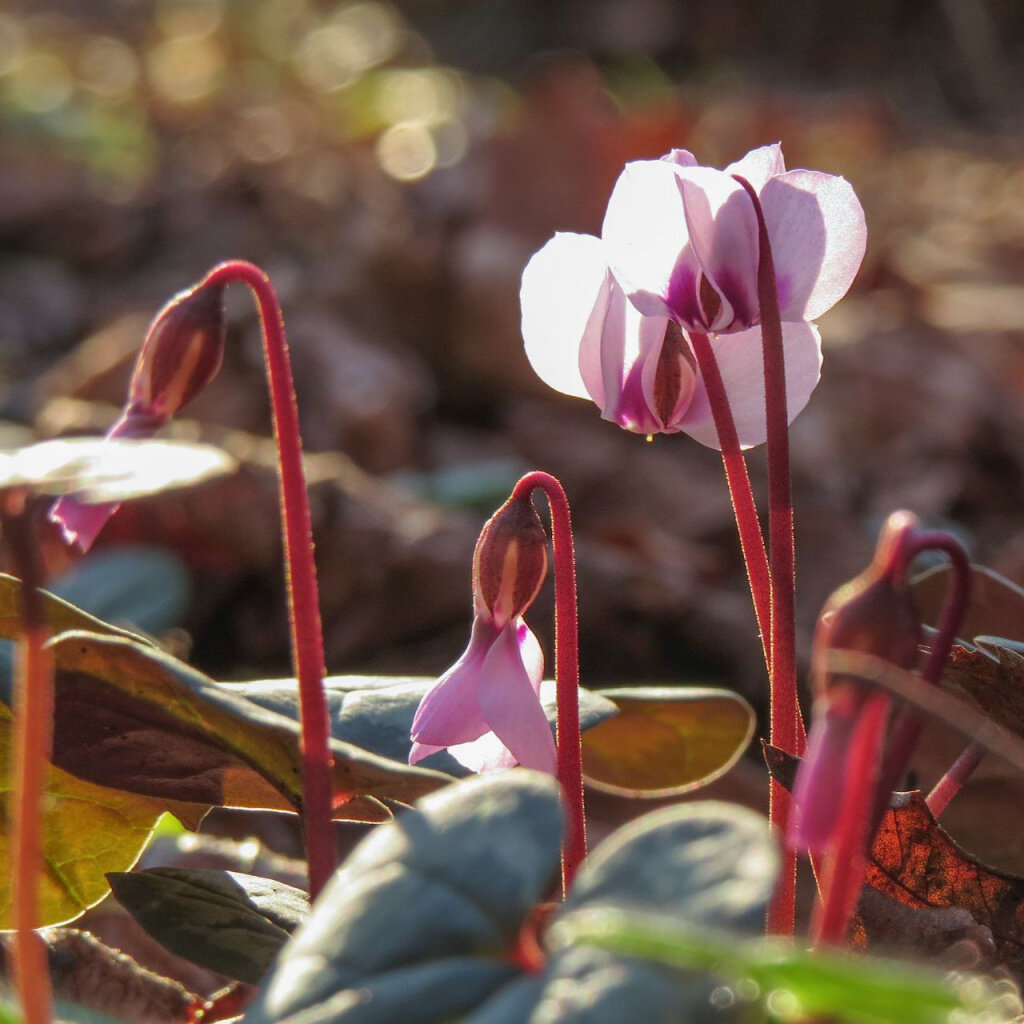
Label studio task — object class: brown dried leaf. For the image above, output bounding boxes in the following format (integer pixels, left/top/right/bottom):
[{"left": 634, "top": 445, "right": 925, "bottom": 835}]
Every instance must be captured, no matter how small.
[{"left": 0, "top": 928, "right": 198, "bottom": 1024}]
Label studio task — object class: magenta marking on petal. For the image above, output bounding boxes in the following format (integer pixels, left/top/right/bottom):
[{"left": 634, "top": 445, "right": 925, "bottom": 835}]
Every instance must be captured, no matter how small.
[
  {"left": 714, "top": 266, "right": 755, "bottom": 331},
  {"left": 774, "top": 272, "right": 793, "bottom": 313},
  {"left": 666, "top": 263, "right": 704, "bottom": 330},
  {"left": 610, "top": 360, "right": 661, "bottom": 435}
]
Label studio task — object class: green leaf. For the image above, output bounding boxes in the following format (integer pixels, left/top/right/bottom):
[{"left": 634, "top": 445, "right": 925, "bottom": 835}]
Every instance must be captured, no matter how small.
[
  {"left": 581, "top": 687, "right": 754, "bottom": 797},
  {"left": 47, "top": 631, "right": 447, "bottom": 823},
  {"left": 0, "top": 704, "right": 162, "bottom": 928},
  {"left": 232, "top": 676, "right": 618, "bottom": 778},
  {"left": 563, "top": 801, "right": 778, "bottom": 934},
  {"left": 552, "top": 908, "right": 997, "bottom": 1024},
  {"left": 108, "top": 868, "right": 310, "bottom": 984},
  {"left": 242, "top": 772, "right": 564, "bottom": 1023},
  {"left": 0, "top": 574, "right": 147, "bottom": 647}
]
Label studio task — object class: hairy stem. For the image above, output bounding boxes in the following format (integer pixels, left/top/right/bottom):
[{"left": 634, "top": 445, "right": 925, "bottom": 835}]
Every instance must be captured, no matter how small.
[
  {"left": 3, "top": 492, "right": 55, "bottom": 1024},
  {"left": 203, "top": 261, "right": 335, "bottom": 898},
  {"left": 512, "top": 471, "right": 585, "bottom": 892}
]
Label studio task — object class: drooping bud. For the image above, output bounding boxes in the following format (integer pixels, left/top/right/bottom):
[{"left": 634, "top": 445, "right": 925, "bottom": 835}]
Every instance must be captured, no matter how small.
[
  {"left": 793, "top": 511, "right": 923, "bottom": 853},
  {"left": 126, "top": 279, "right": 227, "bottom": 423},
  {"left": 811, "top": 510, "right": 923, "bottom": 706},
  {"left": 472, "top": 491, "right": 549, "bottom": 628}
]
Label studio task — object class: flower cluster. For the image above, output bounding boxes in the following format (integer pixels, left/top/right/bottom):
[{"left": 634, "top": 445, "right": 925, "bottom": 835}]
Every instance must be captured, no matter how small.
[{"left": 520, "top": 144, "right": 866, "bottom": 447}]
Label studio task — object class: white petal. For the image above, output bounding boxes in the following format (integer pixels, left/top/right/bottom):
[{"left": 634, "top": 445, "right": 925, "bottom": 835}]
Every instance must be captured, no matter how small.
[
  {"left": 761, "top": 170, "right": 867, "bottom": 321},
  {"left": 602, "top": 159, "right": 693, "bottom": 319},
  {"left": 725, "top": 143, "right": 786, "bottom": 190},
  {"left": 681, "top": 322, "right": 822, "bottom": 450},
  {"left": 521, "top": 232, "right": 609, "bottom": 400}
]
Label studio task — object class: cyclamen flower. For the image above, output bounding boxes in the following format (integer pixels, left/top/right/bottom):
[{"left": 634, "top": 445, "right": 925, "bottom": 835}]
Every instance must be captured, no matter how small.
[
  {"left": 410, "top": 491, "right": 557, "bottom": 774},
  {"left": 521, "top": 144, "right": 866, "bottom": 447},
  {"left": 50, "top": 280, "right": 226, "bottom": 550}
]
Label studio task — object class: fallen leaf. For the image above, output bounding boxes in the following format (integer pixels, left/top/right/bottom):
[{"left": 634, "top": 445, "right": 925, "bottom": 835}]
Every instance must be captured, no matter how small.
[{"left": 765, "top": 744, "right": 1024, "bottom": 981}]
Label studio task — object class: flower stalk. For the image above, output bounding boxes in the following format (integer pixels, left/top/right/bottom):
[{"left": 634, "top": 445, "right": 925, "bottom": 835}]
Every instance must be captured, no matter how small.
[
  {"left": 511, "top": 471, "right": 585, "bottom": 892},
  {"left": 3, "top": 491, "right": 55, "bottom": 1024},
  {"left": 201, "top": 261, "right": 335, "bottom": 898},
  {"left": 734, "top": 174, "right": 803, "bottom": 935}
]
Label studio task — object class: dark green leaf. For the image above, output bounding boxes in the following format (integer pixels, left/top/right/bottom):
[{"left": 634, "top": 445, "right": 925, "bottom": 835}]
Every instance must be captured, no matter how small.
[
  {"left": 563, "top": 801, "right": 778, "bottom": 934},
  {"left": 242, "top": 772, "right": 563, "bottom": 1023},
  {"left": 233, "top": 676, "right": 617, "bottom": 777},
  {"left": 108, "top": 868, "right": 308, "bottom": 984}
]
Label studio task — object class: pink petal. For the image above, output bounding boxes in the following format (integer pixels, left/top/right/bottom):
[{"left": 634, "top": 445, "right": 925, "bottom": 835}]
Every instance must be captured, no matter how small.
[
  {"left": 447, "top": 733, "right": 519, "bottom": 773},
  {"left": 409, "top": 616, "right": 494, "bottom": 749},
  {"left": 789, "top": 706, "right": 856, "bottom": 853},
  {"left": 578, "top": 277, "right": 682, "bottom": 434},
  {"left": 478, "top": 620, "right": 556, "bottom": 774},
  {"left": 521, "top": 232, "right": 611, "bottom": 402},
  {"left": 47, "top": 409, "right": 164, "bottom": 553},
  {"left": 677, "top": 167, "right": 760, "bottom": 332},
  {"left": 680, "top": 321, "right": 822, "bottom": 450},
  {"left": 724, "top": 143, "right": 786, "bottom": 190},
  {"left": 409, "top": 741, "right": 446, "bottom": 765},
  {"left": 602, "top": 159, "right": 697, "bottom": 320},
  {"left": 760, "top": 170, "right": 866, "bottom": 321}
]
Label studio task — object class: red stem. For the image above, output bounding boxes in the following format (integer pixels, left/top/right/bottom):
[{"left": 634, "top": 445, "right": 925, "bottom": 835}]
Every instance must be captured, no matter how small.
[
  {"left": 876, "top": 532, "right": 971, "bottom": 815},
  {"left": 688, "top": 329, "right": 798, "bottom": 931},
  {"left": 202, "top": 261, "right": 335, "bottom": 899},
  {"left": 3, "top": 492, "right": 55, "bottom": 1024},
  {"left": 686, "top": 333, "right": 771, "bottom": 666},
  {"left": 735, "top": 175, "right": 803, "bottom": 935},
  {"left": 812, "top": 692, "right": 890, "bottom": 947},
  {"left": 511, "top": 471, "right": 585, "bottom": 893},
  {"left": 926, "top": 740, "right": 984, "bottom": 818}
]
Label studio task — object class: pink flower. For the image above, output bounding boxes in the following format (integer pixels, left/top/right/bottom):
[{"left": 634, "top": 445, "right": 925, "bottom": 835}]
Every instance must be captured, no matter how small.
[
  {"left": 50, "top": 280, "right": 226, "bottom": 550},
  {"left": 409, "top": 489, "right": 557, "bottom": 774},
  {"left": 520, "top": 143, "right": 866, "bottom": 447},
  {"left": 409, "top": 613, "right": 556, "bottom": 773}
]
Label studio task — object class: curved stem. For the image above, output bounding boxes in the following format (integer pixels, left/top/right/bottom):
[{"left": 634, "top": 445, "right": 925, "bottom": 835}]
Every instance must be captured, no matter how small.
[
  {"left": 876, "top": 532, "right": 971, "bottom": 816},
  {"left": 3, "top": 491, "right": 55, "bottom": 1024},
  {"left": 202, "top": 261, "right": 335, "bottom": 899},
  {"left": 512, "top": 471, "right": 585, "bottom": 893}
]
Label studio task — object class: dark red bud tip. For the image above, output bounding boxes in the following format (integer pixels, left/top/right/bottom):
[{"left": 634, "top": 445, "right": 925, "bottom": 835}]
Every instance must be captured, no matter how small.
[
  {"left": 128, "top": 280, "right": 227, "bottom": 421},
  {"left": 473, "top": 491, "right": 549, "bottom": 627},
  {"left": 812, "top": 511, "right": 923, "bottom": 705}
]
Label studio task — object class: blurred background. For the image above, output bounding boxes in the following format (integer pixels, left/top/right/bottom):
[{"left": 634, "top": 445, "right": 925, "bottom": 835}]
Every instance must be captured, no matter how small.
[{"left": 5, "top": 0, "right": 1024, "bottom": 860}]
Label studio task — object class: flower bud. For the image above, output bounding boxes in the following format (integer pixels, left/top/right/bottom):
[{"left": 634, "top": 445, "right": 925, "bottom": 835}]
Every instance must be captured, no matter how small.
[
  {"left": 812, "top": 511, "right": 923, "bottom": 707},
  {"left": 472, "top": 492, "right": 549, "bottom": 628},
  {"left": 127, "top": 280, "right": 226, "bottom": 422}
]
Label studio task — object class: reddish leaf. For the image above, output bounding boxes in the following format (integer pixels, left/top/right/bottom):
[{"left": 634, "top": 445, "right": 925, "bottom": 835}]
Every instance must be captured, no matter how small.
[
  {"left": 943, "top": 643, "right": 1024, "bottom": 739},
  {"left": 765, "top": 744, "right": 1024, "bottom": 978},
  {"left": 863, "top": 789, "right": 1024, "bottom": 978},
  {"left": 911, "top": 564, "right": 1024, "bottom": 641}
]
